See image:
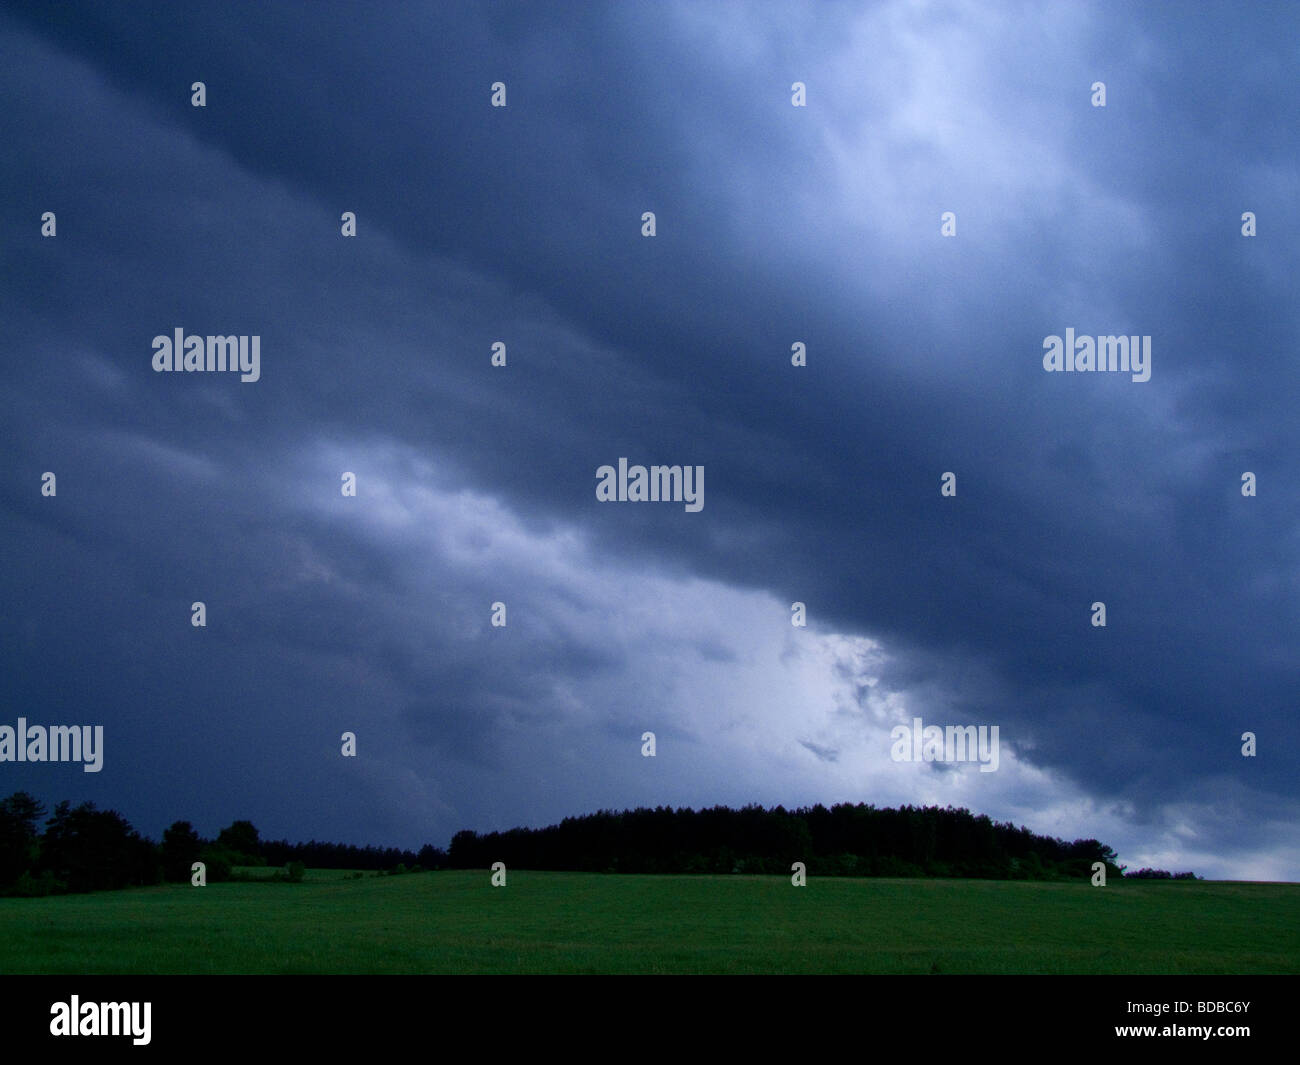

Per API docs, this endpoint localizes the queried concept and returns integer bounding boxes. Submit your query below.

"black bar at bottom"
[0,974,1290,1052]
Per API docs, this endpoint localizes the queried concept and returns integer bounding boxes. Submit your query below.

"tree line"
[4,791,1198,897]
[0,792,445,896]
[448,802,1130,880]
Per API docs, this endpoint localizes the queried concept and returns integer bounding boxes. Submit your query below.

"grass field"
[1,870,1297,974]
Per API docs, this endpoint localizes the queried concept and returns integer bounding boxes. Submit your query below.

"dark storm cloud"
[1,1,1296,876]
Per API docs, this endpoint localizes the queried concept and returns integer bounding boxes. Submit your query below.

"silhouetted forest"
[448,802,1131,880]
[0,792,440,896]
[2,791,1197,897]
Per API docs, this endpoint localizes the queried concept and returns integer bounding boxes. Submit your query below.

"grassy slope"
[1,871,1296,975]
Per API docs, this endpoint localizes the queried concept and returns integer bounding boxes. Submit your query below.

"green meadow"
[1,870,1296,975]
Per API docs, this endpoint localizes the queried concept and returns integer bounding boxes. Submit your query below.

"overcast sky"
[1,0,1296,880]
